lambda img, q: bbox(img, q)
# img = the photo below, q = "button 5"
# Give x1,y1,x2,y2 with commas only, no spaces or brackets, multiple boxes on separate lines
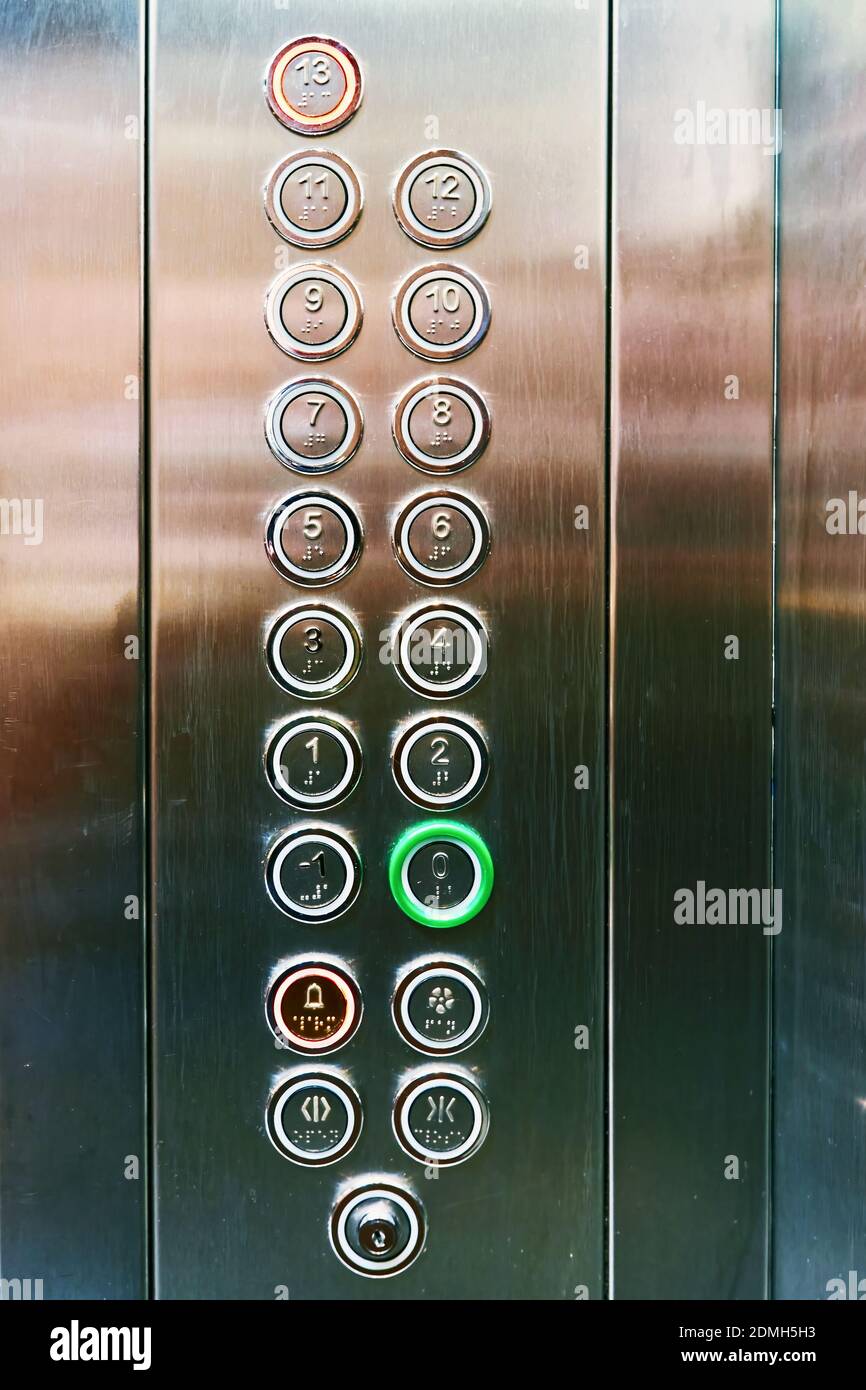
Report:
266,492,362,587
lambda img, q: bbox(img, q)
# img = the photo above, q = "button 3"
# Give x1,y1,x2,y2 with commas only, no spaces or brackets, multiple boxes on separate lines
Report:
265,604,362,699
265,378,363,474
266,827,362,921
266,492,362,587
265,151,363,249
266,1071,362,1166
266,264,362,361
393,1071,490,1166
267,959,362,1053
266,37,363,136
388,820,494,928
265,714,362,810
392,714,488,811
393,377,490,474
393,265,490,361
393,150,491,249
393,959,489,1055
394,491,489,586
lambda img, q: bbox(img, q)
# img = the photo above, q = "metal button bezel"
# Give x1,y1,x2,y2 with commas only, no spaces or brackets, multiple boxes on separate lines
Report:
265,826,362,922
265,150,363,249
265,377,363,475
393,490,490,586
266,36,363,136
392,264,490,362
392,376,491,474
265,714,362,810
266,1070,363,1166
330,1183,425,1278
265,491,363,587
265,603,362,699
265,263,363,361
391,713,489,811
393,149,491,249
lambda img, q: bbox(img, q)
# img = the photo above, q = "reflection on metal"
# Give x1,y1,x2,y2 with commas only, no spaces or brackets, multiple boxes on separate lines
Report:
0,0,144,1296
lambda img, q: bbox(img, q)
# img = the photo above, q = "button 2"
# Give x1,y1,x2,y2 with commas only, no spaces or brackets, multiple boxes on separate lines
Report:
265,378,363,474
266,151,363,249
266,37,363,136
266,264,362,361
267,960,362,1053
392,1071,490,1166
393,265,490,361
388,820,494,928
394,150,491,249
394,491,489,586
266,604,362,698
393,959,489,1055
266,1072,362,1166
393,377,490,474
265,714,362,810
392,715,488,811
266,828,362,922
392,601,487,698
266,492,362,587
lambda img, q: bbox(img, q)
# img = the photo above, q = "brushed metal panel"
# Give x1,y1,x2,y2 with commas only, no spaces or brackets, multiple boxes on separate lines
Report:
0,2,145,1297
773,1,866,1301
610,1,775,1297
151,0,607,1297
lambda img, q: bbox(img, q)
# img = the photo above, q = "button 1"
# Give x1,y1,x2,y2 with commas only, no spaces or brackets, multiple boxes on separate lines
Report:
393,377,490,474
265,714,362,810
330,1184,425,1278
393,1071,490,1166
392,602,487,698
266,492,362,586
266,151,363,249
265,378,363,474
393,960,489,1055
393,265,490,361
266,37,363,136
394,150,491,249
267,960,362,1053
266,827,362,921
394,491,489,586
266,604,362,698
392,715,488,811
388,820,494,928
266,1071,362,1166
266,264,362,361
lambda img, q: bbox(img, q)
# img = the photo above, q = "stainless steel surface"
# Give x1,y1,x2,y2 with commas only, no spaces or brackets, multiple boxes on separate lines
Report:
610,0,775,1297
151,0,607,1298
0,0,145,1297
773,0,866,1301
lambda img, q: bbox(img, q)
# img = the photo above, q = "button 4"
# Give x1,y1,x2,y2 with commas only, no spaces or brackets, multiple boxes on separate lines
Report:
392,601,488,698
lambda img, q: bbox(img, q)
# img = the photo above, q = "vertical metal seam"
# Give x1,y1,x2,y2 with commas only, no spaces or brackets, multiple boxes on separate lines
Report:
605,0,617,1303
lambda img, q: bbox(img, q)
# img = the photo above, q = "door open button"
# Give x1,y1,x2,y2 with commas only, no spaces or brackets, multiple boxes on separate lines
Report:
266,1072,362,1166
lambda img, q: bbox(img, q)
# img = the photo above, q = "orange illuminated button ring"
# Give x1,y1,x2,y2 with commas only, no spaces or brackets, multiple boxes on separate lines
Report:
267,37,363,136
268,961,361,1054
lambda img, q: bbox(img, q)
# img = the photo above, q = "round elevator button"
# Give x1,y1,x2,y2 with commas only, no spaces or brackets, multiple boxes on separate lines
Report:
266,492,362,586
392,602,487,698
394,150,491,249
265,604,362,699
394,491,489,586
393,1072,490,1167
266,151,362,249
393,960,489,1055
265,378,363,474
266,37,363,136
267,960,362,1053
266,1072,362,1166
330,1184,425,1278
388,820,494,928
266,827,362,921
265,715,362,810
393,377,490,474
392,715,488,811
393,265,490,361
266,264,362,361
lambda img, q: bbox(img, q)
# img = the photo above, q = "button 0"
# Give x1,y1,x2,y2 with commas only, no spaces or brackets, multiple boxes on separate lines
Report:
394,491,489,586
266,492,362,587
393,960,489,1055
392,715,488,811
266,1072,362,1166
267,960,362,1053
330,1184,425,1278
394,150,491,249
393,1072,490,1167
266,265,362,361
265,378,363,474
266,37,363,136
388,820,494,928
265,714,362,810
266,827,362,921
393,265,490,362
266,151,363,249
392,601,487,698
393,377,490,474
266,604,362,698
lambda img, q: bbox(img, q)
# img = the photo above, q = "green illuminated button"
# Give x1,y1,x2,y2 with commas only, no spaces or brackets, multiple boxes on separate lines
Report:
388,820,493,928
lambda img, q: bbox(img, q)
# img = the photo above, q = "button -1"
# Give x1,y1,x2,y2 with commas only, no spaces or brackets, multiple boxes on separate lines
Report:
394,491,489,586
266,827,362,922
394,150,491,249
392,715,488,811
393,265,490,362
265,714,362,810
388,820,493,928
266,37,363,137
266,264,362,361
266,492,362,587
266,151,363,249
393,959,489,1055
267,959,362,1053
393,1071,489,1166
265,378,363,475
393,377,490,474
266,1071,362,1166
265,604,362,699
392,601,487,698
